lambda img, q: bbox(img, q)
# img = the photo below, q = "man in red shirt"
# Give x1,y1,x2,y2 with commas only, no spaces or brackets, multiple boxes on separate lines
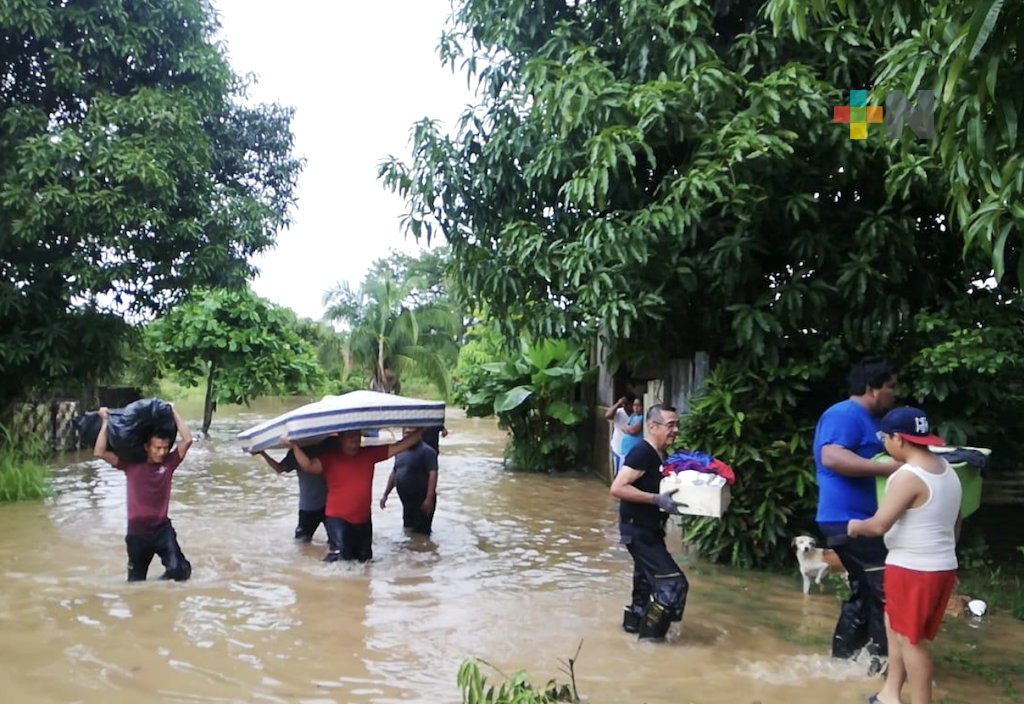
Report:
284,428,424,562
94,404,194,581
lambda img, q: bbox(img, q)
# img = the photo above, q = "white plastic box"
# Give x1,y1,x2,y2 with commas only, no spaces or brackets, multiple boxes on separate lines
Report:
659,475,731,518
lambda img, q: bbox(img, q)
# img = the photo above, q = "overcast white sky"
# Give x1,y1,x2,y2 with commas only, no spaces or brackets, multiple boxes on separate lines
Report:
213,1,474,320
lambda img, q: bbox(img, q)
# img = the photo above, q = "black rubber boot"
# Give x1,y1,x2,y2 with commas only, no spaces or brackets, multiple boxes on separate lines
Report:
638,601,673,640
622,607,642,633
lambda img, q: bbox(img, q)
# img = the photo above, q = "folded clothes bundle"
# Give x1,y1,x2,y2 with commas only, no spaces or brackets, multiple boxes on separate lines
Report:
662,449,736,485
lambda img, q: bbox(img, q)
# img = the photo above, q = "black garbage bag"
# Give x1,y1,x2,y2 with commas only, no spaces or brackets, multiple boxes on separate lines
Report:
75,398,177,463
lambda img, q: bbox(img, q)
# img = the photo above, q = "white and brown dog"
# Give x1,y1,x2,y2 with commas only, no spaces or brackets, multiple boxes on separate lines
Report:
792,535,847,594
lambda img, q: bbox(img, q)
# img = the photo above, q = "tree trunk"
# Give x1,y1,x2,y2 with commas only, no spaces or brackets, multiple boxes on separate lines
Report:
202,363,216,435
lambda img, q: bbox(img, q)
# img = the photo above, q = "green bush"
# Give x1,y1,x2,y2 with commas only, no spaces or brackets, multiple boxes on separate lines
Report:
903,304,1024,458
457,661,574,704
456,335,592,471
0,425,51,502
674,361,821,568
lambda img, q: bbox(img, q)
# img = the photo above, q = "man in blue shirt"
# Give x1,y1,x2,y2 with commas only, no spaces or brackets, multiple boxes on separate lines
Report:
814,358,900,664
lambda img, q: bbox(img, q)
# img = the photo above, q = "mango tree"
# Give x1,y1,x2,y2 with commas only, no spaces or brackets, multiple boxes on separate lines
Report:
381,0,1024,566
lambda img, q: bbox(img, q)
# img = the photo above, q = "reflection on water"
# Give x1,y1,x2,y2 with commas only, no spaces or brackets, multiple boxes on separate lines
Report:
0,405,1020,703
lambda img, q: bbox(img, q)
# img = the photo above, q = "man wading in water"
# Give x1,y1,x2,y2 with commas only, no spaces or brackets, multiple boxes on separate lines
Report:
814,358,900,668
284,428,425,562
94,404,194,582
610,404,689,640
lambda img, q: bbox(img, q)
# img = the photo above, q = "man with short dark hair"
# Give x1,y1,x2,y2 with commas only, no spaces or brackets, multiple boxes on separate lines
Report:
94,404,194,582
610,404,689,640
379,427,439,535
284,428,425,562
814,358,901,663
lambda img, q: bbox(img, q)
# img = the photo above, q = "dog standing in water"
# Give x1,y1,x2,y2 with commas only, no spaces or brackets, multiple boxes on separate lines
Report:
792,535,847,594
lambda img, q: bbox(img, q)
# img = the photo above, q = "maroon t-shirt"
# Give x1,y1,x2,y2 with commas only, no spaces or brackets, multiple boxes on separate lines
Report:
116,449,182,535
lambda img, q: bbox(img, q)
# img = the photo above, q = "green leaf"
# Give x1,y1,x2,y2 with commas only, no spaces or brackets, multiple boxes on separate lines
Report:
992,221,1012,280
1002,99,1018,148
494,385,534,413
547,400,583,424
943,52,966,104
965,0,1004,61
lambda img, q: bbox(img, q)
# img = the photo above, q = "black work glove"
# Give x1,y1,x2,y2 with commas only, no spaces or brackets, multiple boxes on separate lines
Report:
652,488,687,515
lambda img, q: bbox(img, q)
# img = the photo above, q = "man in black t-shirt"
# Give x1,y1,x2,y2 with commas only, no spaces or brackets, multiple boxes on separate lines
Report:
609,404,689,640
380,428,439,535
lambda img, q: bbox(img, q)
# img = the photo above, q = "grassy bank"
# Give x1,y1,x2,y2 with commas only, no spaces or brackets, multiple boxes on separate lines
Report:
0,426,51,502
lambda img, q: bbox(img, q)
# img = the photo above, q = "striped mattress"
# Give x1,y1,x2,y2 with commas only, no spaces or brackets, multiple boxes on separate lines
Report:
238,390,445,453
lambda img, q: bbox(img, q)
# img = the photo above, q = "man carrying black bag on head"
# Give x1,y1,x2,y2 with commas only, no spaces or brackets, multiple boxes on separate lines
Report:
610,404,689,640
93,403,194,582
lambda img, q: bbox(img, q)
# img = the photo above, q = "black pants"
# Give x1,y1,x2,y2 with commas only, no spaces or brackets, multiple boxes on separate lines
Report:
830,534,888,658
623,524,689,622
324,516,373,562
295,508,326,542
125,522,191,582
398,487,435,535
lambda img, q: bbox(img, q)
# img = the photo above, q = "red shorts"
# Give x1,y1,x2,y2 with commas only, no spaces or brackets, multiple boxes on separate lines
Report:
884,564,957,644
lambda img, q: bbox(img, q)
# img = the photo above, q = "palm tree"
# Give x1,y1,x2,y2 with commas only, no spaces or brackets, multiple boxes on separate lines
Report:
321,275,459,396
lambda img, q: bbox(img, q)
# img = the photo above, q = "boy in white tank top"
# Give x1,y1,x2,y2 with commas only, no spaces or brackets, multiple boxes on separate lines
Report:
848,407,962,704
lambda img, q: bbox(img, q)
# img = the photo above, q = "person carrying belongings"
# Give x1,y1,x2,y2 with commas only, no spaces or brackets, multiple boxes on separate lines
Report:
259,436,338,543
283,428,426,563
92,402,194,582
609,404,689,640
848,407,962,704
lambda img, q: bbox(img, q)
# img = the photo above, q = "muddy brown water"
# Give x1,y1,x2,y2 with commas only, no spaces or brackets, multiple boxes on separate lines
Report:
1,401,1021,703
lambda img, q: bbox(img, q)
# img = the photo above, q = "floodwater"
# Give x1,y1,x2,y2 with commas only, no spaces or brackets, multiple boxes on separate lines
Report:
1,401,1021,703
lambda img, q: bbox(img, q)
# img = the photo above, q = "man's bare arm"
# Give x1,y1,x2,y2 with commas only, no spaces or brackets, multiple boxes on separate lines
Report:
380,469,397,509
387,428,425,459
282,437,323,474
821,444,898,478
93,408,120,467
604,398,625,421
259,451,286,473
171,404,193,459
848,471,920,537
610,466,657,505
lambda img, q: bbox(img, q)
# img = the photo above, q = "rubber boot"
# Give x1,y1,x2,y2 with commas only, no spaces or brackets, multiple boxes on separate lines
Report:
622,607,642,634
638,601,672,640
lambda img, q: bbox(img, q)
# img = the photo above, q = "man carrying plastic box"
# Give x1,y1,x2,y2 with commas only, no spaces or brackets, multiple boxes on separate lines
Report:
610,404,689,640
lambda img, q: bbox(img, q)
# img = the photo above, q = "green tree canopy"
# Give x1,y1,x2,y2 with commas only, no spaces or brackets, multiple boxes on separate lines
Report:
0,0,303,409
381,0,1024,565
380,0,1018,370
148,288,323,434
767,0,1023,284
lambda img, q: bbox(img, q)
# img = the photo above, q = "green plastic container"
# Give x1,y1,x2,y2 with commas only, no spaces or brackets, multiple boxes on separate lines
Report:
875,449,989,519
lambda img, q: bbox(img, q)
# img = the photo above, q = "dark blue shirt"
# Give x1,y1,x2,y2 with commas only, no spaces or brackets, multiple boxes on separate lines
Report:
814,399,884,522
281,451,328,511
394,441,438,498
